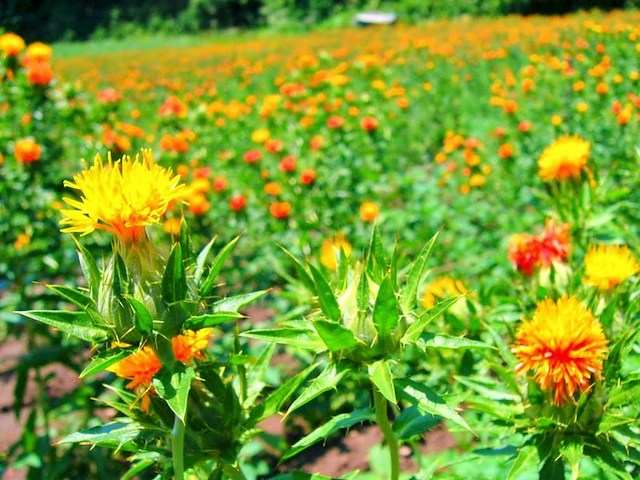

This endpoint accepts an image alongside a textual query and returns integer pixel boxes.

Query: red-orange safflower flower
[14,138,42,164]
[229,194,247,212]
[270,201,291,219]
[300,169,316,185]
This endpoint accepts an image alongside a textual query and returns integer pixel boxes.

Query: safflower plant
[460,253,640,479]
[243,228,491,480]
[18,149,310,479]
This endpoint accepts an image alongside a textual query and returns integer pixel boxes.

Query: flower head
[584,244,639,290]
[422,277,468,309]
[538,135,590,182]
[512,296,608,405]
[172,328,214,363]
[320,234,352,271]
[359,201,380,222]
[60,149,185,244]
[14,138,42,164]
[508,220,570,276]
[0,33,25,57]
[107,346,162,412]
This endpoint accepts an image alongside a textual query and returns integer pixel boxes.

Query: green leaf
[152,365,196,422]
[373,276,399,338]
[605,324,640,382]
[19,310,110,343]
[71,236,101,300]
[313,320,358,352]
[121,460,156,480]
[123,295,153,336]
[242,328,325,351]
[200,235,241,297]
[278,244,315,293]
[416,333,492,350]
[400,231,439,312]
[506,445,537,480]
[183,311,244,329]
[246,344,276,407]
[369,360,396,404]
[194,236,217,284]
[59,421,159,450]
[396,378,472,433]
[402,295,462,344]
[287,364,348,415]
[211,290,268,313]
[162,243,187,304]
[281,409,374,461]
[309,264,341,322]
[112,252,130,299]
[250,363,317,424]
[80,348,131,378]
[392,406,439,440]
[47,285,96,311]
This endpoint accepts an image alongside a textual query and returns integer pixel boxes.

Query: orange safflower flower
[279,155,297,173]
[14,138,42,164]
[270,201,291,219]
[229,194,247,212]
[508,220,570,276]
[98,87,122,103]
[498,144,514,159]
[360,116,378,131]
[243,150,262,164]
[27,61,53,86]
[159,95,187,117]
[512,296,608,405]
[107,346,162,411]
[320,234,352,271]
[264,182,282,196]
[327,116,344,129]
[172,328,214,363]
[359,201,380,222]
[300,169,317,185]
[22,42,52,65]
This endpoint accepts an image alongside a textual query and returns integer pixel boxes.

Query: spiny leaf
[369,360,397,404]
[313,320,358,352]
[281,409,374,462]
[47,285,96,312]
[71,236,101,300]
[250,363,317,424]
[152,365,196,422]
[200,235,241,297]
[309,264,341,322]
[162,242,187,304]
[194,236,217,284]
[400,230,439,312]
[287,364,348,415]
[242,327,325,351]
[211,290,268,314]
[80,348,131,378]
[123,295,153,336]
[402,295,462,344]
[19,310,110,343]
[278,244,315,292]
[183,311,244,330]
[373,276,399,338]
[416,333,492,350]
[396,378,472,433]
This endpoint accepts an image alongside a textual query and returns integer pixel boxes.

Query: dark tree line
[0,0,632,43]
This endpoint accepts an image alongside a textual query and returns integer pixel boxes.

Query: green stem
[172,414,186,480]
[373,386,400,480]
[235,319,247,405]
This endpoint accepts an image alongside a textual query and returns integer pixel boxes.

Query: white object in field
[354,12,398,26]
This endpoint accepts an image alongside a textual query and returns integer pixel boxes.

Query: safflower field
[1,8,640,479]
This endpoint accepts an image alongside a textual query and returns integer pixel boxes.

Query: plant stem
[172,414,186,480]
[235,319,247,405]
[373,386,400,480]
